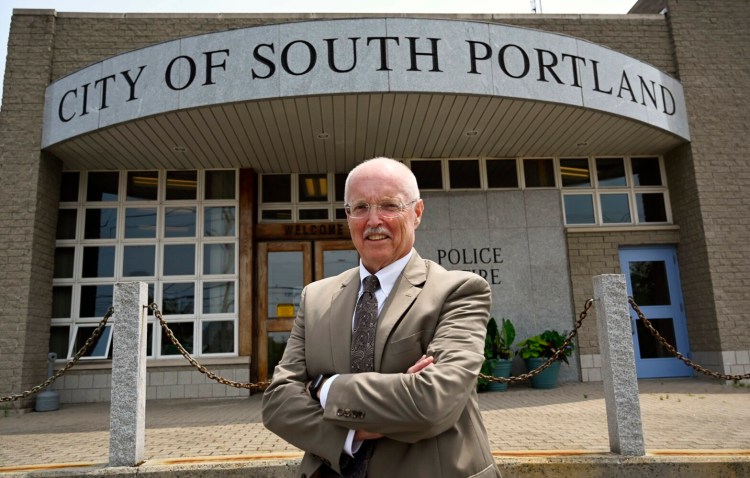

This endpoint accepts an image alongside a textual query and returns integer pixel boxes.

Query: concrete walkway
[1,378,749,474]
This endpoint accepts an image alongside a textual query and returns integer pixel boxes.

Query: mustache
[364,227,390,238]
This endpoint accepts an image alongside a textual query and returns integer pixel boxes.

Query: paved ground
[1,378,749,471]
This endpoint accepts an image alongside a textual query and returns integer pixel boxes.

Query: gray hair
[344,157,420,203]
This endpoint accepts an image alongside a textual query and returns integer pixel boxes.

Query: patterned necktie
[344,274,380,478]
[350,275,380,374]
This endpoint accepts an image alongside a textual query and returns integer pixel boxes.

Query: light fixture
[173,146,187,152]
[317,133,330,140]
[465,130,479,136]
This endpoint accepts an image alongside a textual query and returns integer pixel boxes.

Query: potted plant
[516,329,574,389]
[478,318,515,392]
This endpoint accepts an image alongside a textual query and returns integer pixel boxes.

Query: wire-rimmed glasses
[344,198,419,219]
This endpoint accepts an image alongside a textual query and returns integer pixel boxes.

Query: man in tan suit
[262,157,500,478]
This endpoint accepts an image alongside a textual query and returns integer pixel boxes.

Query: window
[523,158,556,188]
[51,169,239,360]
[258,173,344,222]
[562,157,670,226]
[448,159,481,189]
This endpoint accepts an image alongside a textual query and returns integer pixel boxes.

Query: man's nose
[365,205,383,225]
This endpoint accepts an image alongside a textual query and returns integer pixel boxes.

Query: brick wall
[0,11,61,408]
[666,0,750,357]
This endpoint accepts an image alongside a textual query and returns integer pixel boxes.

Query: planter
[486,359,513,392]
[525,357,561,389]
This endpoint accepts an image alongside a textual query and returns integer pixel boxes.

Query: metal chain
[628,298,750,381]
[151,304,271,391]
[479,298,593,384]
[1,307,115,403]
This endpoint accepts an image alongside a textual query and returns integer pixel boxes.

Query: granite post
[109,282,149,466]
[593,274,646,456]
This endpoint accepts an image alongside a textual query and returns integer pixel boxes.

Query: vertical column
[109,282,148,467]
[593,274,645,456]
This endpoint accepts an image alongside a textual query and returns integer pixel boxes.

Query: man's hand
[406,354,434,374]
[354,355,435,441]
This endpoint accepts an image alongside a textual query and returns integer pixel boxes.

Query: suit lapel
[329,268,359,373]
[374,252,428,371]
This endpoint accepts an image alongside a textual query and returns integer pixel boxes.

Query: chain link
[1,307,115,403]
[479,299,593,384]
[151,304,271,391]
[628,298,750,381]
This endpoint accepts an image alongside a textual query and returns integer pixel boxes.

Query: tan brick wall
[0,11,61,408]
[665,0,750,356]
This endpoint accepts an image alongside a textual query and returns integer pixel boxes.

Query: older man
[262,157,499,478]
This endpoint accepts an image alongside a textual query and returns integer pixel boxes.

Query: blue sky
[0,0,637,107]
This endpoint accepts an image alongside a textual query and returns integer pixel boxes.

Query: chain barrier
[628,298,750,382]
[479,298,593,384]
[1,307,115,403]
[150,303,271,392]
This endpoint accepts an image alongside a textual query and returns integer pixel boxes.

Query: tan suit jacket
[262,250,500,478]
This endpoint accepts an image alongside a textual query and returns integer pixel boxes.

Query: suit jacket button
[301,475,307,478]
[337,409,344,416]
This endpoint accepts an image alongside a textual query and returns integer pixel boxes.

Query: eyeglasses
[344,199,419,219]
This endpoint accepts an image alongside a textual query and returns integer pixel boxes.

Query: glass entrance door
[619,246,691,378]
[257,240,357,381]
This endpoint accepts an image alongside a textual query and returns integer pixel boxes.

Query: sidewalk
[1,378,749,472]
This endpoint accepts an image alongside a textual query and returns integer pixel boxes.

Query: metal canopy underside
[47,92,687,173]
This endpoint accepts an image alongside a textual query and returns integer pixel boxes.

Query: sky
[0,0,637,108]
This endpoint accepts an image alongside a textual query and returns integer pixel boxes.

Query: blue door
[619,246,692,378]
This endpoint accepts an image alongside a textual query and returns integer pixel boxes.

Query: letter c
[58,89,77,122]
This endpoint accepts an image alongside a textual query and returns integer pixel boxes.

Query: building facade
[1,0,749,405]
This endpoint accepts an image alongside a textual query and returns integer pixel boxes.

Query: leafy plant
[484,318,515,361]
[516,329,574,365]
[479,318,516,391]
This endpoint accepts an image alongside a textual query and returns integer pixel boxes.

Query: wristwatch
[309,374,327,403]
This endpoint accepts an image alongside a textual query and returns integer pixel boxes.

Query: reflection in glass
[84,208,117,239]
[636,193,667,223]
[79,284,113,317]
[49,325,70,359]
[560,158,591,188]
[486,159,518,188]
[166,170,197,200]
[164,207,196,237]
[202,321,234,353]
[299,174,328,202]
[411,160,443,190]
[523,159,555,187]
[125,208,157,238]
[161,321,193,355]
[262,174,291,203]
[267,332,290,377]
[203,281,235,313]
[205,170,236,200]
[600,194,631,223]
[60,172,80,202]
[52,286,72,318]
[596,158,627,187]
[146,323,153,357]
[56,209,77,240]
[262,210,292,221]
[637,319,677,358]
[54,247,75,278]
[204,207,235,237]
[86,172,119,201]
[629,260,670,306]
[631,157,662,186]
[162,282,195,315]
[204,243,235,275]
[163,245,195,275]
[123,245,155,277]
[448,159,481,189]
[299,209,328,220]
[335,173,346,202]
[323,250,358,278]
[563,195,595,224]
[126,171,158,201]
[268,252,303,318]
[74,325,112,358]
[82,246,115,277]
